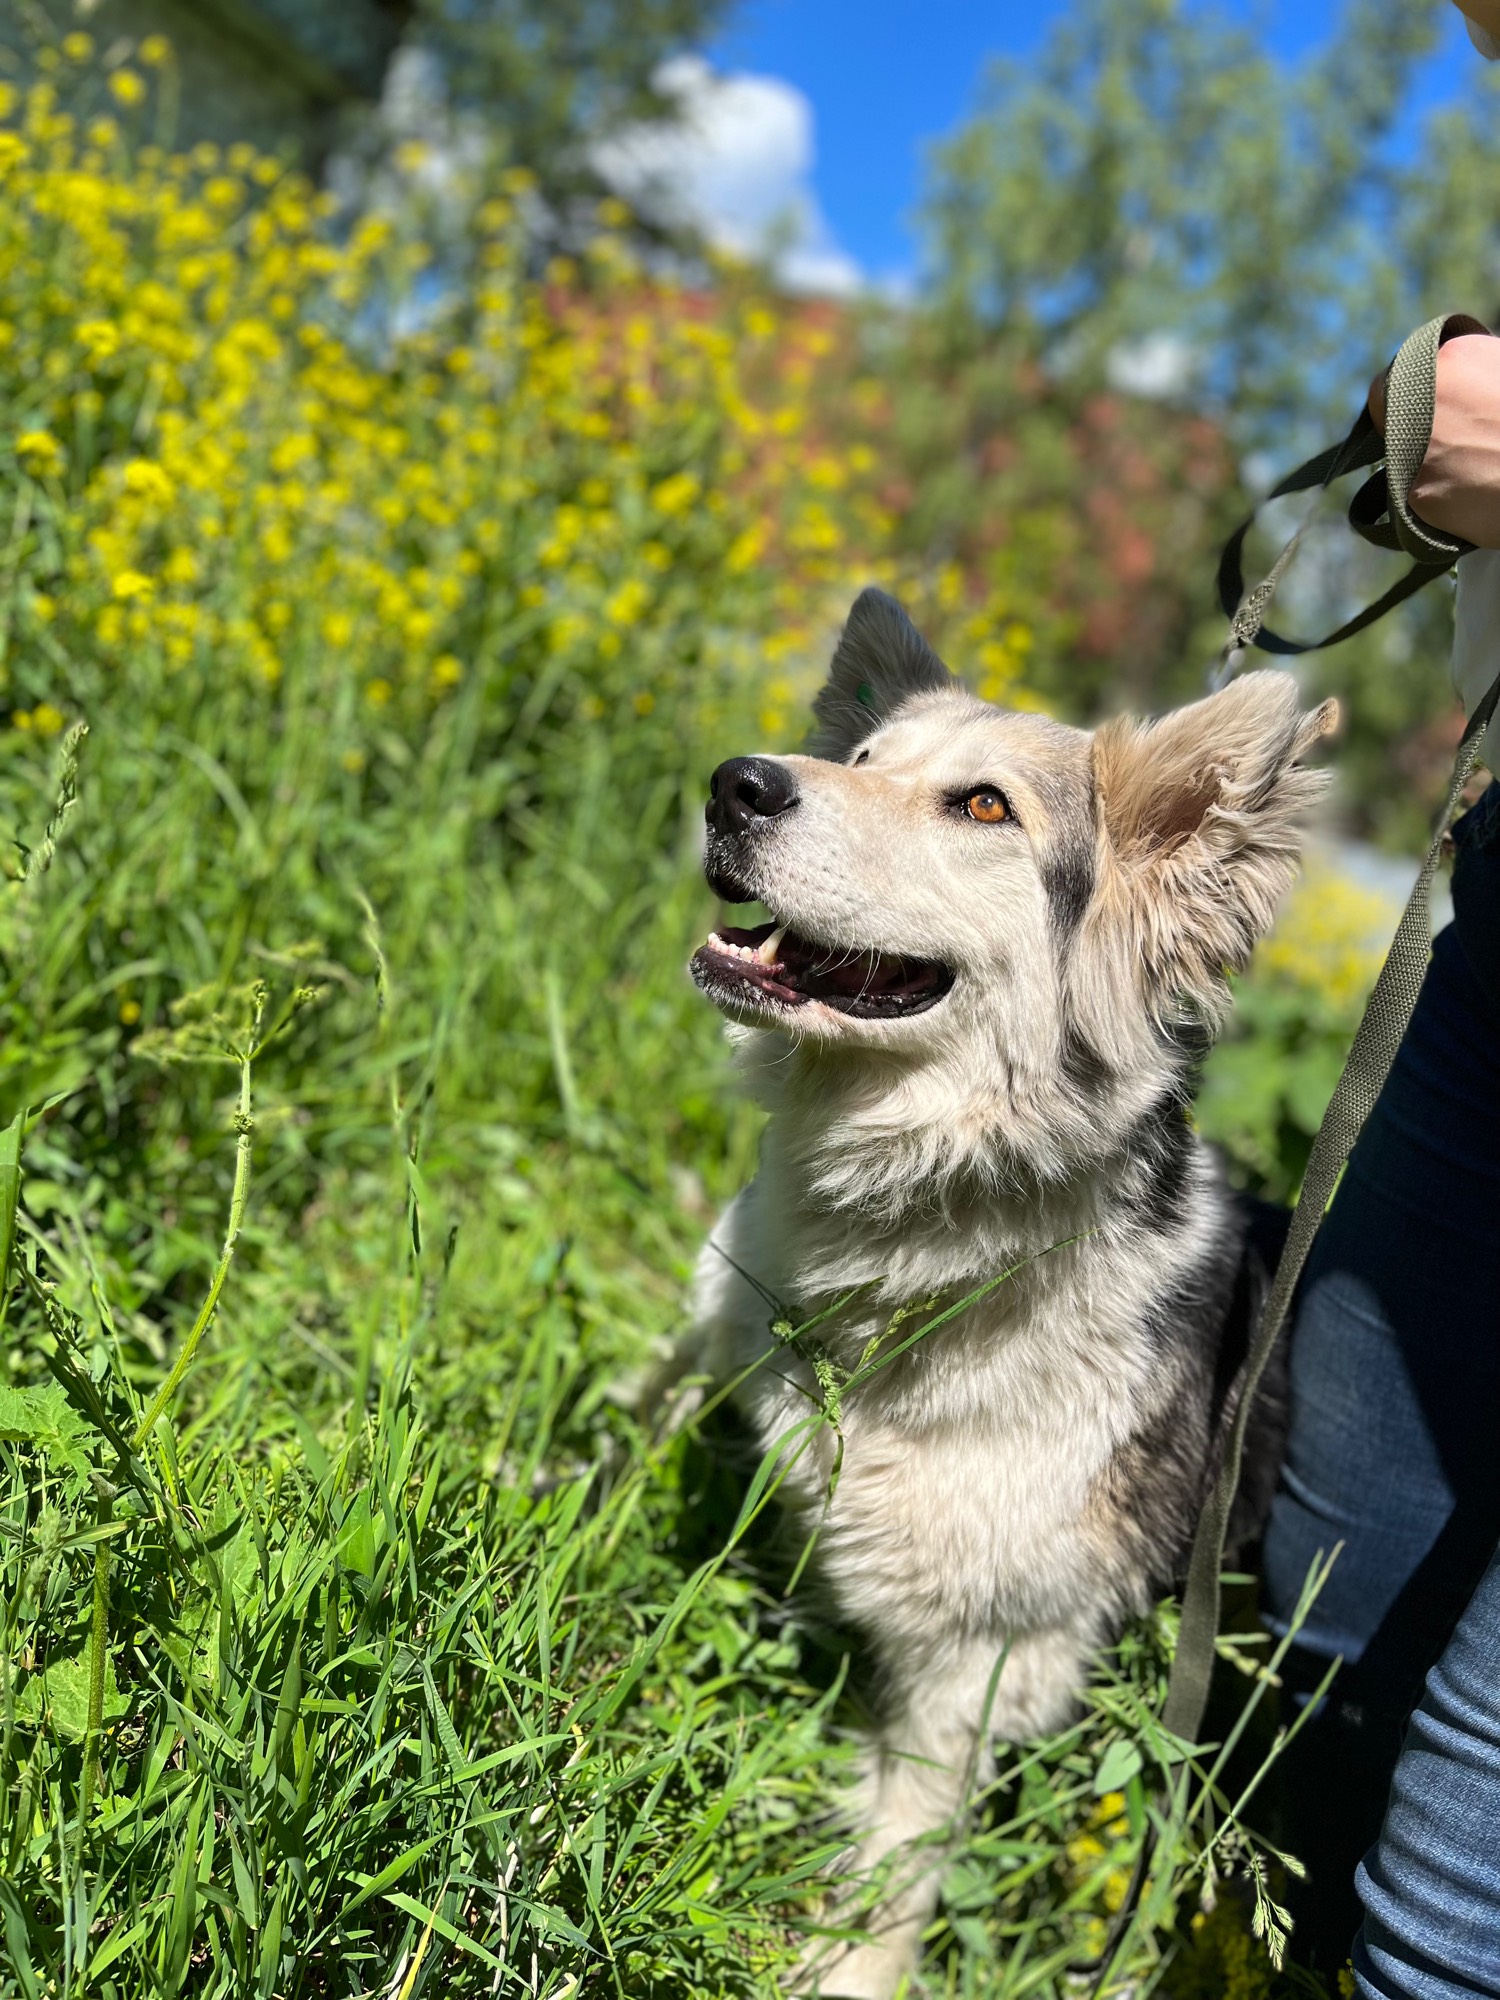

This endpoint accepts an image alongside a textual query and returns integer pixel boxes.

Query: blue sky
[703,1,1478,287]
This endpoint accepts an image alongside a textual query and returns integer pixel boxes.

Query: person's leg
[1353,1542,1500,2000]
[1262,786,1500,1967]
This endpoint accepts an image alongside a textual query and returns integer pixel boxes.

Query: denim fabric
[1262,783,1500,1982]
[1354,1546,1500,2000]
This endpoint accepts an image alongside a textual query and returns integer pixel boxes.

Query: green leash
[1169,310,1500,1749]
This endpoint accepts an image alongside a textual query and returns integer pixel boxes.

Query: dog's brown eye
[963,788,1010,824]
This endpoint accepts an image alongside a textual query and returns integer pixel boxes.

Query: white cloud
[1105,331,1197,400]
[594,55,862,297]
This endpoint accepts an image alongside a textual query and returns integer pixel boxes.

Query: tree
[880,0,1500,841]
[410,0,734,221]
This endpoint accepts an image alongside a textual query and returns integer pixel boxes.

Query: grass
[0,644,1339,2000]
[0,49,1370,1991]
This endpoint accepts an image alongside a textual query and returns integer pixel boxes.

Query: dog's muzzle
[704,756,798,901]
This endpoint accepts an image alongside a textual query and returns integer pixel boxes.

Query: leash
[1090,313,1500,1989]
[1167,311,1500,1750]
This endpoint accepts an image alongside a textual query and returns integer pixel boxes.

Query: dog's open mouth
[691,922,955,1020]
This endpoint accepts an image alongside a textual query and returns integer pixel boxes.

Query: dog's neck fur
[735,1022,1208,1321]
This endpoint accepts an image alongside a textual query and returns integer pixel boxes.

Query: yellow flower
[605,577,650,627]
[432,653,463,687]
[123,460,174,504]
[1259,865,1390,1014]
[650,471,700,516]
[61,32,94,61]
[204,175,244,212]
[31,702,64,737]
[16,430,64,477]
[107,69,147,108]
[139,36,173,67]
[725,522,766,574]
[365,678,393,707]
[111,569,155,602]
[118,998,142,1026]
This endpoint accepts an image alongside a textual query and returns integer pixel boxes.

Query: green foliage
[923,0,1493,448]
[0,17,1411,1993]
[412,0,733,220]
[0,273,1316,2000]
[1198,862,1394,1200]
[1199,976,1360,1205]
[909,0,1500,840]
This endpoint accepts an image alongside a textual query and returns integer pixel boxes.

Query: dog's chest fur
[695,1126,1239,1659]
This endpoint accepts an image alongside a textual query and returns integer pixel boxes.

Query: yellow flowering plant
[0,66,909,785]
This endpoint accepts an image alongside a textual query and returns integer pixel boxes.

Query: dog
[682,588,1335,1998]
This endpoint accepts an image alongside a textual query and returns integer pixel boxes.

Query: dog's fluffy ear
[1092,670,1338,1012]
[807,588,954,758]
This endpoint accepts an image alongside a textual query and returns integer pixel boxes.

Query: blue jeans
[1263,784,1500,1991]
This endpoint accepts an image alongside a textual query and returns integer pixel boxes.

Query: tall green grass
[0,633,1330,1997]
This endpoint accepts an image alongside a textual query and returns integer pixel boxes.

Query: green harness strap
[1165,311,1500,1749]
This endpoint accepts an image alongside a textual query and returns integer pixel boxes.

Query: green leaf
[336,1490,375,1576]
[1286,1047,1345,1135]
[338,1835,444,1920]
[0,1106,22,1303]
[0,1381,92,1482]
[16,1649,129,1741]
[1093,1737,1144,1795]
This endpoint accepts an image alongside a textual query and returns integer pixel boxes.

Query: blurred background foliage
[0,0,1483,1990]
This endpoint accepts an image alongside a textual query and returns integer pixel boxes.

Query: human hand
[1368,333,1500,549]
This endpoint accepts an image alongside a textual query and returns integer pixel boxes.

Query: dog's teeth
[755,926,786,965]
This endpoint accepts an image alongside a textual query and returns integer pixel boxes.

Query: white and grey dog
[682,589,1335,1998]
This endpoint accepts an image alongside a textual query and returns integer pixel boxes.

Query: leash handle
[1164,312,1499,1754]
[1215,313,1489,658]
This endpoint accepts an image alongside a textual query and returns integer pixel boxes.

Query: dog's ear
[1092,670,1338,1009]
[807,588,954,758]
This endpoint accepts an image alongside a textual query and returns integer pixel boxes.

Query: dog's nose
[706,756,799,835]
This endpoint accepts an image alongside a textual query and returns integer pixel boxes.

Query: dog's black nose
[706,756,799,836]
